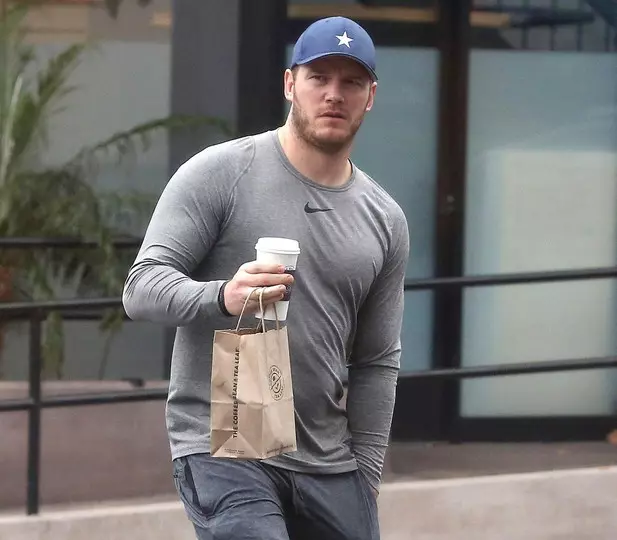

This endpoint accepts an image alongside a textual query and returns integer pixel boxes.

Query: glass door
[460,0,617,431]
[285,0,443,439]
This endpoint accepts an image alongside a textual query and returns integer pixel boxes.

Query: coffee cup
[254,237,300,321]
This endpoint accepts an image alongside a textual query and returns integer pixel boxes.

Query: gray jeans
[172,453,380,540]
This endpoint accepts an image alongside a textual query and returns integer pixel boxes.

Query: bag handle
[234,288,280,333]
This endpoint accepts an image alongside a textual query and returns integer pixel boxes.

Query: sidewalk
[3,434,616,515]
[2,465,617,540]
[382,440,617,481]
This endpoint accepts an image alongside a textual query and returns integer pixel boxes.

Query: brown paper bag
[210,289,297,459]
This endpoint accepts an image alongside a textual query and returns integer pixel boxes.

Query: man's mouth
[320,111,346,119]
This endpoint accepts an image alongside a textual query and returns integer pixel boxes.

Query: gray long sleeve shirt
[122,129,409,492]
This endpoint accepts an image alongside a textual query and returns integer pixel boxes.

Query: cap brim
[292,51,378,81]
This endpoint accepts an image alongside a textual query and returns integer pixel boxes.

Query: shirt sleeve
[122,151,236,326]
[346,206,410,493]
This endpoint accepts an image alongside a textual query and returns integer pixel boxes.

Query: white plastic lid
[255,237,300,254]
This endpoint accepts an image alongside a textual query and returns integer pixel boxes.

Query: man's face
[284,56,376,154]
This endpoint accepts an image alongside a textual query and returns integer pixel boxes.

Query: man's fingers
[241,261,286,275]
[244,272,293,287]
[228,261,294,315]
[262,285,287,301]
[247,285,286,303]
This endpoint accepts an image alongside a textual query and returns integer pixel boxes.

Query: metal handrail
[399,355,617,380]
[0,387,169,413]
[1,240,617,516]
[0,298,124,318]
[0,237,142,249]
[404,266,617,289]
[1,265,617,318]
[3,356,617,414]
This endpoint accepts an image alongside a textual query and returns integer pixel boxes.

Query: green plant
[0,4,230,379]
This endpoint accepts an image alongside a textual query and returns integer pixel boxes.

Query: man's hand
[223,261,294,316]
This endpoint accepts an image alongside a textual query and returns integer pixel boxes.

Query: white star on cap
[336,31,353,48]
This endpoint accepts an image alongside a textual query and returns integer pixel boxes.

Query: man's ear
[365,82,377,112]
[283,69,295,102]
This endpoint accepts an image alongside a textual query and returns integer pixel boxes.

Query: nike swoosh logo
[304,202,333,214]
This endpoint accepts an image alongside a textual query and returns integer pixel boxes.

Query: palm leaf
[10,44,86,176]
[0,72,22,193]
[67,114,232,177]
[0,5,29,193]
[0,2,231,380]
[3,168,101,235]
[42,311,64,379]
[0,4,28,48]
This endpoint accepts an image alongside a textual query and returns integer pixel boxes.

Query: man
[123,15,409,540]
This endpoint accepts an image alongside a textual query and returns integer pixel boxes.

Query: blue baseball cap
[290,17,378,81]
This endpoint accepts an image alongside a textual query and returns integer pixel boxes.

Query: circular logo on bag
[269,365,284,400]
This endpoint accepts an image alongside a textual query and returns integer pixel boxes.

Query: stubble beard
[289,94,366,155]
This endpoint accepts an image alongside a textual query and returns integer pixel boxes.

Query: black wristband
[218,281,233,317]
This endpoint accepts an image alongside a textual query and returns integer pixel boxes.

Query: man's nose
[325,89,344,104]
[324,77,345,103]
